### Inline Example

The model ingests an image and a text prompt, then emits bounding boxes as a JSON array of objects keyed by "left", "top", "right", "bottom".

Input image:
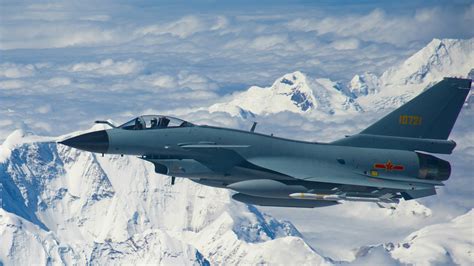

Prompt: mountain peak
[
  {"left": 274, "top": 71, "right": 307, "bottom": 88},
  {"left": 0, "top": 129, "right": 25, "bottom": 163},
  {"left": 380, "top": 38, "right": 474, "bottom": 86},
  {"left": 271, "top": 71, "right": 315, "bottom": 112},
  {"left": 208, "top": 71, "right": 361, "bottom": 117},
  {"left": 208, "top": 38, "right": 472, "bottom": 118},
  {"left": 348, "top": 72, "right": 379, "bottom": 97}
]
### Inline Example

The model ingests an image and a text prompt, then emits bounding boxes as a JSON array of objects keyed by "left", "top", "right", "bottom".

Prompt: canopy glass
[{"left": 119, "top": 115, "right": 194, "bottom": 130}]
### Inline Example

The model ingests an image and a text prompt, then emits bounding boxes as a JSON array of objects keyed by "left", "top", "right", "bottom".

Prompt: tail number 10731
[{"left": 399, "top": 115, "right": 422, "bottom": 125}]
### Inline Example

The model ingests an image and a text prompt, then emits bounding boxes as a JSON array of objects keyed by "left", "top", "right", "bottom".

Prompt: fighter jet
[{"left": 60, "top": 77, "right": 472, "bottom": 208}]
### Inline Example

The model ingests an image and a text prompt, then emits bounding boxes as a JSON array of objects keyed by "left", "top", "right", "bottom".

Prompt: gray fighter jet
[{"left": 60, "top": 77, "right": 472, "bottom": 208}]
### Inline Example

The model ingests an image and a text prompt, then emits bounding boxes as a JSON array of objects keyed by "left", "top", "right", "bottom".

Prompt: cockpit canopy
[{"left": 119, "top": 115, "right": 194, "bottom": 130}]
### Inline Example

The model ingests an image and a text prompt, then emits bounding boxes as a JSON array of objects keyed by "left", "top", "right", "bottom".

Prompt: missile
[
  {"left": 227, "top": 179, "right": 307, "bottom": 199},
  {"left": 232, "top": 193, "right": 339, "bottom": 208},
  {"left": 289, "top": 193, "right": 397, "bottom": 203}
]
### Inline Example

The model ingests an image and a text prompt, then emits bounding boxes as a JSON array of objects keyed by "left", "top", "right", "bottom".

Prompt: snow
[
  {"left": 1, "top": 117, "right": 473, "bottom": 264},
  {"left": 1, "top": 37, "right": 473, "bottom": 265},
  {"left": 349, "top": 209, "right": 474, "bottom": 265},
  {"left": 348, "top": 72, "right": 380, "bottom": 97},
  {"left": 380, "top": 38, "right": 474, "bottom": 87},
  {"left": 389, "top": 209, "right": 474, "bottom": 266},
  {"left": 0, "top": 136, "right": 329, "bottom": 264},
  {"left": 0, "top": 130, "right": 25, "bottom": 163},
  {"left": 358, "top": 38, "right": 474, "bottom": 111},
  {"left": 208, "top": 71, "right": 361, "bottom": 117},
  {"left": 0, "top": 129, "right": 58, "bottom": 163},
  {"left": 209, "top": 38, "right": 473, "bottom": 118}
]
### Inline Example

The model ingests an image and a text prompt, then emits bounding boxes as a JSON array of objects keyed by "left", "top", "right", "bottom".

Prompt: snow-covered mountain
[
  {"left": 1, "top": 38, "right": 473, "bottom": 266},
  {"left": 209, "top": 38, "right": 473, "bottom": 117},
  {"left": 348, "top": 72, "right": 380, "bottom": 97},
  {"left": 358, "top": 38, "right": 474, "bottom": 110},
  {"left": 353, "top": 209, "right": 474, "bottom": 265},
  {"left": 209, "top": 71, "right": 362, "bottom": 117},
  {"left": 380, "top": 38, "right": 474, "bottom": 87},
  {"left": 3, "top": 130, "right": 472, "bottom": 265},
  {"left": 388, "top": 209, "right": 473, "bottom": 265},
  {"left": 0, "top": 130, "right": 329, "bottom": 265}
]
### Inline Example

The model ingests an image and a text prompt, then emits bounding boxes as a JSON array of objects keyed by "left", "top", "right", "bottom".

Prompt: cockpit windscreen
[{"left": 119, "top": 115, "right": 194, "bottom": 130}]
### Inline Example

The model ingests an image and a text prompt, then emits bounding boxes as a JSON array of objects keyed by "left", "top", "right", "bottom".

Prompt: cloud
[
  {"left": 79, "top": 15, "right": 110, "bottom": 22},
  {"left": 0, "top": 23, "right": 125, "bottom": 49},
  {"left": 0, "top": 80, "right": 28, "bottom": 90},
  {"left": 45, "top": 77, "right": 71, "bottom": 87},
  {"left": 211, "top": 16, "right": 229, "bottom": 31},
  {"left": 250, "top": 34, "right": 289, "bottom": 50},
  {"left": 141, "top": 72, "right": 218, "bottom": 91},
  {"left": 65, "top": 59, "right": 144, "bottom": 76},
  {"left": 35, "top": 104, "right": 52, "bottom": 114},
  {"left": 286, "top": 7, "right": 474, "bottom": 46},
  {"left": 137, "top": 16, "right": 221, "bottom": 39},
  {"left": 0, "top": 1, "right": 472, "bottom": 141},
  {"left": 331, "top": 38, "right": 361, "bottom": 50},
  {"left": 0, "top": 63, "right": 36, "bottom": 78},
  {"left": 464, "top": 3, "right": 474, "bottom": 20},
  {"left": 177, "top": 72, "right": 218, "bottom": 91},
  {"left": 148, "top": 75, "right": 177, "bottom": 89}
]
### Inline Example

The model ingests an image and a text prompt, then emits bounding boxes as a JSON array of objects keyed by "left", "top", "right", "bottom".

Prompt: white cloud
[
  {"left": 415, "top": 8, "right": 437, "bottom": 22},
  {"left": 286, "top": 7, "right": 474, "bottom": 46},
  {"left": 0, "top": 63, "right": 36, "bottom": 78},
  {"left": 0, "top": 23, "right": 125, "bottom": 49},
  {"left": 177, "top": 72, "right": 218, "bottom": 91},
  {"left": 331, "top": 38, "right": 361, "bottom": 50},
  {"left": 45, "top": 77, "right": 71, "bottom": 87},
  {"left": 140, "top": 72, "right": 218, "bottom": 91},
  {"left": 0, "top": 80, "right": 28, "bottom": 90},
  {"left": 148, "top": 75, "right": 177, "bottom": 89},
  {"left": 0, "top": 119, "right": 14, "bottom": 127},
  {"left": 211, "top": 16, "right": 229, "bottom": 31},
  {"left": 35, "top": 104, "right": 52, "bottom": 114},
  {"left": 66, "top": 59, "right": 144, "bottom": 76},
  {"left": 250, "top": 35, "right": 288, "bottom": 50},
  {"left": 138, "top": 16, "right": 207, "bottom": 38},
  {"left": 464, "top": 3, "right": 474, "bottom": 20},
  {"left": 80, "top": 15, "right": 110, "bottom": 22}
]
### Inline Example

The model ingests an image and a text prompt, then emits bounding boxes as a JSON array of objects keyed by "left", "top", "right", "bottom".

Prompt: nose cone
[{"left": 59, "top": 130, "right": 109, "bottom": 153}]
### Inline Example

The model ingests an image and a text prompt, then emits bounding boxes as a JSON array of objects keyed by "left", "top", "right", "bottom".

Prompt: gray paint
[{"left": 59, "top": 78, "right": 472, "bottom": 208}]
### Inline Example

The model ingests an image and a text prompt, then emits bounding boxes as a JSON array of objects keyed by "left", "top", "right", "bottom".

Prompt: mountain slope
[
  {"left": 0, "top": 130, "right": 328, "bottom": 265},
  {"left": 348, "top": 72, "right": 380, "bottom": 97},
  {"left": 388, "top": 209, "right": 474, "bottom": 265},
  {"left": 209, "top": 71, "right": 361, "bottom": 117},
  {"left": 0, "top": 208, "right": 209, "bottom": 265},
  {"left": 380, "top": 38, "right": 474, "bottom": 87},
  {"left": 357, "top": 38, "right": 474, "bottom": 110},
  {"left": 352, "top": 209, "right": 474, "bottom": 265},
  {"left": 208, "top": 38, "right": 473, "bottom": 117}
]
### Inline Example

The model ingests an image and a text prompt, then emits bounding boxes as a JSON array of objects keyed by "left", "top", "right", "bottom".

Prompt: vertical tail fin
[{"left": 361, "top": 78, "right": 472, "bottom": 140}]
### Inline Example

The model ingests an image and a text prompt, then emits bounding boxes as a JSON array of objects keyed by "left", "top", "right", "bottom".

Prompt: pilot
[
  {"left": 150, "top": 117, "right": 158, "bottom": 128},
  {"left": 158, "top": 117, "right": 170, "bottom": 128},
  {"left": 134, "top": 118, "right": 143, "bottom": 130}
]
